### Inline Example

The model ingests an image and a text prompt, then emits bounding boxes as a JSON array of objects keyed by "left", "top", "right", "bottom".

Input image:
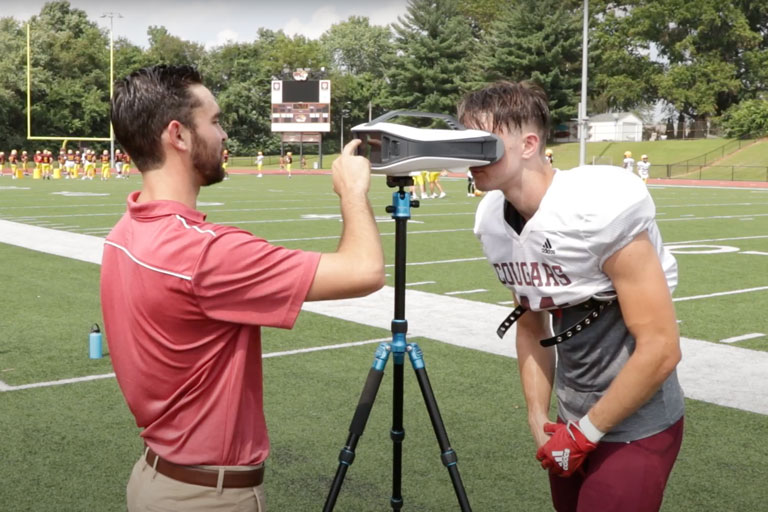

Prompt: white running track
[{"left": 1, "top": 219, "right": 766, "bottom": 416}]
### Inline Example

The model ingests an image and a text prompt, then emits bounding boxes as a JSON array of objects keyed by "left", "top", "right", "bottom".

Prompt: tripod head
[{"left": 352, "top": 110, "right": 503, "bottom": 176}]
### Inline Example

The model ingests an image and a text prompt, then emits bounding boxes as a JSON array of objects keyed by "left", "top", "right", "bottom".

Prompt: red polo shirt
[{"left": 101, "top": 191, "right": 320, "bottom": 466}]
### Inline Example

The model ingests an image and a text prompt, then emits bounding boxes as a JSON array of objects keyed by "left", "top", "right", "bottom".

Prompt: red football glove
[{"left": 536, "top": 421, "right": 598, "bottom": 477}]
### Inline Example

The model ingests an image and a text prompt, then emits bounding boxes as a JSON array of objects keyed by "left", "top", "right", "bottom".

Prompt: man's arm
[
  {"left": 306, "top": 139, "right": 386, "bottom": 301},
  {"left": 516, "top": 308, "right": 556, "bottom": 447},
  {"left": 584, "top": 230, "right": 681, "bottom": 434}
]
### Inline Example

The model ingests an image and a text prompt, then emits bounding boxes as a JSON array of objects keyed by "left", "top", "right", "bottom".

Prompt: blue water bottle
[{"left": 89, "top": 323, "right": 103, "bottom": 359}]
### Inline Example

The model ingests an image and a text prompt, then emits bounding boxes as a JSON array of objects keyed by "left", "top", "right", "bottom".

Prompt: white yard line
[
  {"left": 1, "top": 372, "right": 116, "bottom": 391},
  {"left": 1, "top": 220, "right": 768, "bottom": 414},
  {"left": 385, "top": 256, "right": 485, "bottom": 268},
  {"left": 0, "top": 338, "right": 393, "bottom": 392},
  {"left": 658, "top": 212, "right": 768, "bottom": 222},
  {"left": 673, "top": 286, "right": 768, "bottom": 302},
  {"left": 720, "top": 333, "right": 765, "bottom": 344},
  {"left": 263, "top": 337, "right": 391, "bottom": 358},
  {"left": 666, "top": 234, "right": 768, "bottom": 244},
  {"left": 445, "top": 289, "right": 488, "bottom": 295}
]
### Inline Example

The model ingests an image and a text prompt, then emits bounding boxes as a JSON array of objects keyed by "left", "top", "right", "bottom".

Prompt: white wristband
[{"left": 578, "top": 414, "right": 605, "bottom": 443}]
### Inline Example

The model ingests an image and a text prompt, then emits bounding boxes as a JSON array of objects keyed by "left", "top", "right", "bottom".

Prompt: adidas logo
[
  {"left": 553, "top": 448, "right": 570, "bottom": 471},
  {"left": 541, "top": 238, "right": 555, "bottom": 255}
]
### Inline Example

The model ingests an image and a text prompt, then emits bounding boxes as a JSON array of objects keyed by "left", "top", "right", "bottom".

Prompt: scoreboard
[{"left": 271, "top": 80, "right": 331, "bottom": 133}]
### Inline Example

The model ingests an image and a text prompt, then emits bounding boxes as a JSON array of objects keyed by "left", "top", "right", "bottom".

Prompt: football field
[{"left": 1, "top": 172, "right": 767, "bottom": 511}]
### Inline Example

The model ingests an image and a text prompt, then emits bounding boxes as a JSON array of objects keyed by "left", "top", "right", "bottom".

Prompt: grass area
[{"left": 1, "top": 162, "right": 767, "bottom": 511}]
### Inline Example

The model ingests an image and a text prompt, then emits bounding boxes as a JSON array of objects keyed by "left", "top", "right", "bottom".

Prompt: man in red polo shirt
[{"left": 103, "top": 65, "right": 385, "bottom": 512}]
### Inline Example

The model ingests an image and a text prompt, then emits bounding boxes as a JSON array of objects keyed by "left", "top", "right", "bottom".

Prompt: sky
[{"left": 2, "top": 0, "right": 410, "bottom": 48}]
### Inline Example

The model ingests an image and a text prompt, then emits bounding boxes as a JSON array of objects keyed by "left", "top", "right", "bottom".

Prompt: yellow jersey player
[
  {"left": 256, "top": 151, "right": 264, "bottom": 177},
  {"left": 285, "top": 151, "right": 293, "bottom": 178},
  {"left": 222, "top": 149, "right": 229, "bottom": 179},
  {"left": 33, "top": 150, "right": 43, "bottom": 179},
  {"left": 123, "top": 152, "right": 132, "bottom": 177},
  {"left": 101, "top": 150, "right": 111, "bottom": 180},
  {"left": 11, "top": 150, "right": 21, "bottom": 178}
]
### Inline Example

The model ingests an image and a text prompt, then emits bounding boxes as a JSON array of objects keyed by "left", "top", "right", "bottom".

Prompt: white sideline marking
[
  {"left": 3, "top": 221, "right": 768, "bottom": 415},
  {"left": 742, "top": 251, "right": 768, "bottom": 256},
  {"left": 720, "top": 333, "right": 765, "bottom": 344},
  {"left": 445, "top": 289, "right": 488, "bottom": 295},
  {"left": 406, "top": 281, "right": 436, "bottom": 287},
  {"left": 302, "top": 287, "right": 768, "bottom": 416},
  {"left": 673, "top": 286, "right": 768, "bottom": 302},
  {"left": 0, "top": 220, "right": 103, "bottom": 264}
]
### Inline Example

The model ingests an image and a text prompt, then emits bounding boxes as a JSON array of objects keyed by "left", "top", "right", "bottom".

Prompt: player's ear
[{"left": 521, "top": 132, "right": 540, "bottom": 159}]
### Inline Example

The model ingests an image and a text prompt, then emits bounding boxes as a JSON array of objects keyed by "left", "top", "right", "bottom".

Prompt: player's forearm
[
  {"left": 587, "top": 331, "right": 681, "bottom": 433},
  {"left": 516, "top": 320, "right": 556, "bottom": 441}
]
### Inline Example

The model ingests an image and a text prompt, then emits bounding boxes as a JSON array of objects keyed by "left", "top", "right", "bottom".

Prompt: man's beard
[{"left": 191, "top": 129, "right": 225, "bottom": 186}]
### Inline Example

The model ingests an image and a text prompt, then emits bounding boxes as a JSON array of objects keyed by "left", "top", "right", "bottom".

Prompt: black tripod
[{"left": 324, "top": 176, "right": 471, "bottom": 511}]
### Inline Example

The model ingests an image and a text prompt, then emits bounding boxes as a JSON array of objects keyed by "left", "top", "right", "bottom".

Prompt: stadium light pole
[
  {"left": 579, "top": 0, "right": 589, "bottom": 166},
  {"left": 102, "top": 12, "right": 122, "bottom": 171}
]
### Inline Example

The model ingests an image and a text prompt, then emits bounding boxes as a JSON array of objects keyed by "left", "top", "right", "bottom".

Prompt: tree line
[{"left": 1, "top": 0, "right": 766, "bottom": 156}]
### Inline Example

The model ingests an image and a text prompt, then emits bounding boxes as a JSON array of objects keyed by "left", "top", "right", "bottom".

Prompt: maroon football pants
[{"left": 548, "top": 417, "right": 684, "bottom": 512}]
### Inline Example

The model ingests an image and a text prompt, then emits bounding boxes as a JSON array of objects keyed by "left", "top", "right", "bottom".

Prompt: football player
[
  {"left": 460, "top": 81, "right": 684, "bottom": 512},
  {"left": 622, "top": 150, "right": 635, "bottom": 173},
  {"left": 637, "top": 154, "right": 651, "bottom": 184},
  {"left": 255, "top": 151, "right": 264, "bottom": 177},
  {"left": 284, "top": 151, "right": 292, "bottom": 178},
  {"left": 101, "top": 149, "right": 111, "bottom": 180},
  {"left": 0, "top": 151, "right": 5, "bottom": 176}
]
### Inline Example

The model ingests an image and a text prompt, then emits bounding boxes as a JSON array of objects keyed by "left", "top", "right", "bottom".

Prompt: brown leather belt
[{"left": 145, "top": 446, "right": 264, "bottom": 488}]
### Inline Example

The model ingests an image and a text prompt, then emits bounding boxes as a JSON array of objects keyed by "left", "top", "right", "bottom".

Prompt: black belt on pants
[
  {"left": 496, "top": 297, "right": 615, "bottom": 347},
  {"left": 144, "top": 445, "right": 264, "bottom": 488}
]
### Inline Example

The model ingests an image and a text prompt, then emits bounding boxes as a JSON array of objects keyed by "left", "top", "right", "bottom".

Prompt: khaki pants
[{"left": 126, "top": 455, "right": 266, "bottom": 512}]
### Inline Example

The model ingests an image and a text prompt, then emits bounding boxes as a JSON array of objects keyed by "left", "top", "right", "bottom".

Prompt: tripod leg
[
  {"left": 324, "top": 344, "right": 390, "bottom": 512},
  {"left": 408, "top": 343, "right": 472, "bottom": 511},
  {"left": 391, "top": 356, "right": 404, "bottom": 510}
]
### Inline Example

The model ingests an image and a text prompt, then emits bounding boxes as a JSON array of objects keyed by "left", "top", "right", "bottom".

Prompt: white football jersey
[
  {"left": 474, "top": 166, "right": 677, "bottom": 311},
  {"left": 623, "top": 157, "right": 635, "bottom": 172},
  {"left": 637, "top": 160, "right": 650, "bottom": 178}
]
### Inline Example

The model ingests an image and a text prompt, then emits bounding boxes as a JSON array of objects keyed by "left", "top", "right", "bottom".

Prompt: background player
[
  {"left": 637, "top": 154, "right": 650, "bottom": 184},
  {"left": 622, "top": 150, "right": 635, "bottom": 173},
  {"left": 256, "top": 151, "right": 263, "bottom": 177}
]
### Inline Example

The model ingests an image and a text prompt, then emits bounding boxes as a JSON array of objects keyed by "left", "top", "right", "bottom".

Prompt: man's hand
[
  {"left": 535, "top": 421, "right": 598, "bottom": 477},
  {"left": 332, "top": 139, "right": 371, "bottom": 199}
]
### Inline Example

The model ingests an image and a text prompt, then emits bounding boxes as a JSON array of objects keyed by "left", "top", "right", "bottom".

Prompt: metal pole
[
  {"left": 101, "top": 12, "right": 121, "bottom": 170},
  {"left": 579, "top": 0, "right": 588, "bottom": 166}
]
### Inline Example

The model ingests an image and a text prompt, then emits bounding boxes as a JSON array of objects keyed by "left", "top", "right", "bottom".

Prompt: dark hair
[
  {"left": 458, "top": 81, "right": 551, "bottom": 150},
  {"left": 110, "top": 65, "right": 203, "bottom": 171}
]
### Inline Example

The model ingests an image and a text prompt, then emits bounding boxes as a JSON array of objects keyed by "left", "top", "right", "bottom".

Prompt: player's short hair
[
  {"left": 111, "top": 65, "right": 203, "bottom": 172},
  {"left": 458, "top": 81, "right": 550, "bottom": 152}
]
